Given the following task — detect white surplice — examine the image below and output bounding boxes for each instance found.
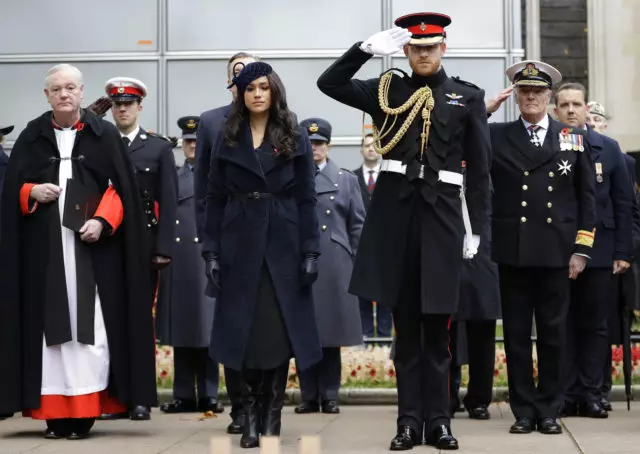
[40,127,110,396]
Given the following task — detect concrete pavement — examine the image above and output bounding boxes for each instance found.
[0,403,638,453]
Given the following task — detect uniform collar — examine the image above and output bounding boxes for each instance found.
[520,114,549,131]
[121,125,140,143]
[411,67,448,89]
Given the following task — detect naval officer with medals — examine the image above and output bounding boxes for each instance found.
[487,61,596,435]
[318,12,492,451]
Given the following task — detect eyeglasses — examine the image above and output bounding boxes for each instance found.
[49,85,80,96]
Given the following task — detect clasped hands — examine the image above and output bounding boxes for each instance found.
[30,183,102,243]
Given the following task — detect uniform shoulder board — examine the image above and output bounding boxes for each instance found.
[452,76,480,90]
[146,130,174,144]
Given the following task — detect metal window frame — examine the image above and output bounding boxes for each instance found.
[0,0,524,150]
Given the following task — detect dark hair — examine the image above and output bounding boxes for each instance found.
[361,133,374,148]
[554,82,587,105]
[223,70,298,158]
[227,52,258,74]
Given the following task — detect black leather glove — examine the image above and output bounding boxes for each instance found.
[203,251,221,291]
[300,252,319,287]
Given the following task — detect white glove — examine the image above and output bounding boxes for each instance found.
[360,28,412,56]
[463,234,481,260]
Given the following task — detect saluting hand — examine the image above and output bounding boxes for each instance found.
[569,254,587,280]
[360,28,412,56]
[79,219,104,243]
[485,86,514,114]
[30,183,62,203]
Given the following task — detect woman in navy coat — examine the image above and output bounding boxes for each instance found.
[202,62,322,449]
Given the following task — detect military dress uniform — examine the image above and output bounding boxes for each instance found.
[318,13,491,451]
[563,126,631,418]
[489,61,596,434]
[295,119,365,415]
[101,77,178,421]
[157,116,224,415]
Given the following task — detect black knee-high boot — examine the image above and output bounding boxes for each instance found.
[261,362,289,436]
[240,369,263,449]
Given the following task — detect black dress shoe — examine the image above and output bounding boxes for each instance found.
[198,397,224,413]
[160,399,198,414]
[129,405,151,421]
[509,417,535,434]
[67,431,90,440]
[389,425,418,451]
[559,401,578,418]
[227,417,244,434]
[97,412,128,420]
[537,417,562,435]
[579,401,608,419]
[600,397,613,412]
[468,405,490,420]
[426,425,459,450]
[294,401,319,414]
[321,400,340,414]
[44,428,64,440]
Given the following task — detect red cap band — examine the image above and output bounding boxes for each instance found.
[109,86,143,97]
[407,24,444,36]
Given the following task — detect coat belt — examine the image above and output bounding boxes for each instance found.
[380,159,477,259]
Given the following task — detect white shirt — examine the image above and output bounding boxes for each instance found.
[521,115,549,144]
[121,125,140,145]
[317,160,328,172]
[361,163,381,183]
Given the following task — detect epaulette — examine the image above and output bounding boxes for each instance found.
[452,76,480,90]
[146,130,174,144]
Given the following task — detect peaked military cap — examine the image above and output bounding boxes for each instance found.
[105,77,148,101]
[177,116,199,140]
[506,60,562,88]
[300,118,332,143]
[394,12,451,45]
[0,125,14,136]
[587,101,607,119]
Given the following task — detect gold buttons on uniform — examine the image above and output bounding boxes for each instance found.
[175,237,181,243]
[321,225,327,231]
[145,168,150,172]
[521,201,527,207]
[548,186,554,192]
[547,218,553,224]
[521,217,527,223]
[176,219,180,225]
[193,237,199,243]
[326,209,331,215]
[522,185,528,191]
[524,171,530,176]
[547,202,553,208]
[549,172,554,178]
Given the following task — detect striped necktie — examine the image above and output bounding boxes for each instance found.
[367,170,376,193]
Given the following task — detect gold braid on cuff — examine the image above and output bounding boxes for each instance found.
[575,229,596,247]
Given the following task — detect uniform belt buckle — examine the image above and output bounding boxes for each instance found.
[406,161,425,181]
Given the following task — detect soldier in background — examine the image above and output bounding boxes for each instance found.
[353,133,393,343]
[100,77,178,421]
[587,101,608,134]
[158,116,224,415]
[295,118,365,415]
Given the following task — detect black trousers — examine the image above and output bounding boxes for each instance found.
[499,266,569,420]
[173,347,219,400]
[359,298,393,338]
[565,268,612,405]
[450,320,496,409]
[224,367,246,420]
[298,347,341,402]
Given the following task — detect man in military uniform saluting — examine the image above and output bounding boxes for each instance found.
[487,62,596,435]
[318,12,491,451]
[101,77,178,421]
